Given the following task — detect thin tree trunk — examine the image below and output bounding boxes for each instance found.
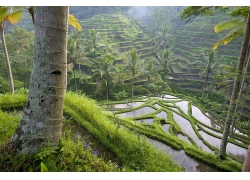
[219,10,250,159]
[230,46,250,136]
[202,70,210,97]
[132,70,135,97]
[73,64,77,91]
[78,63,82,80]
[8,6,68,154]
[243,144,250,171]
[147,76,150,95]
[0,24,14,94]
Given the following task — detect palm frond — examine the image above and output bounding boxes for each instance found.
[68,13,82,31]
[2,10,23,24]
[214,18,245,33]
[213,26,245,50]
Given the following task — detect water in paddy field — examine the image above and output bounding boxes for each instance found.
[105,94,248,171]
[147,138,220,172]
[107,102,144,109]
[117,106,155,118]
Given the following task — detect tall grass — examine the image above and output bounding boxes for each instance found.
[64,91,184,172]
[0,110,21,145]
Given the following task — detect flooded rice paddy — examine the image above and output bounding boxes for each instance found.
[107,94,249,171]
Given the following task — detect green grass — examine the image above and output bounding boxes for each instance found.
[64,92,184,172]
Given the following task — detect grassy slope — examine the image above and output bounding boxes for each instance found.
[0,92,183,172]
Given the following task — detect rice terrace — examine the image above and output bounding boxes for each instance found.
[0,6,250,172]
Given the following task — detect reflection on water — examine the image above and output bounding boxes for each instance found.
[173,113,213,153]
[198,124,223,136]
[192,105,213,126]
[108,102,144,109]
[136,118,154,125]
[175,101,189,115]
[162,124,170,133]
[147,138,220,172]
[178,134,191,144]
[154,103,161,109]
[163,95,178,99]
[118,106,155,118]
[199,131,247,160]
[156,111,168,119]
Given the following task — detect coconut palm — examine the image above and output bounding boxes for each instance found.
[212,18,245,50]
[67,31,86,91]
[83,29,111,89]
[230,52,250,136]
[219,10,250,160]
[92,54,115,100]
[155,24,173,51]
[8,6,68,154]
[142,59,159,95]
[155,48,176,81]
[195,50,222,97]
[213,62,237,112]
[124,49,142,97]
[0,6,23,94]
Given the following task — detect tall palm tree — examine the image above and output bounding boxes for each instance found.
[155,24,172,51]
[142,59,159,95]
[0,6,23,94]
[8,6,68,154]
[155,48,176,81]
[93,54,115,100]
[113,64,127,89]
[195,50,222,97]
[67,31,85,91]
[83,29,111,89]
[124,49,142,97]
[213,62,237,112]
[219,10,250,160]
[230,51,250,136]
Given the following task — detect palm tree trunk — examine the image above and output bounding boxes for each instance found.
[147,76,150,95]
[73,65,77,91]
[0,24,14,94]
[243,144,250,171]
[202,70,210,97]
[132,70,135,97]
[230,45,250,136]
[78,63,82,80]
[219,10,250,159]
[8,6,68,154]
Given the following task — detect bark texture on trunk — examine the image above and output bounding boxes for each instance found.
[219,10,250,159]
[0,24,15,94]
[8,6,68,154]
[243,145,250,172]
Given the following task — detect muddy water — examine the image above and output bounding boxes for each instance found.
[118,106,155,118]
[147,138,220,172]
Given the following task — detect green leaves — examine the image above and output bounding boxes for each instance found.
[41,162,48,172]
